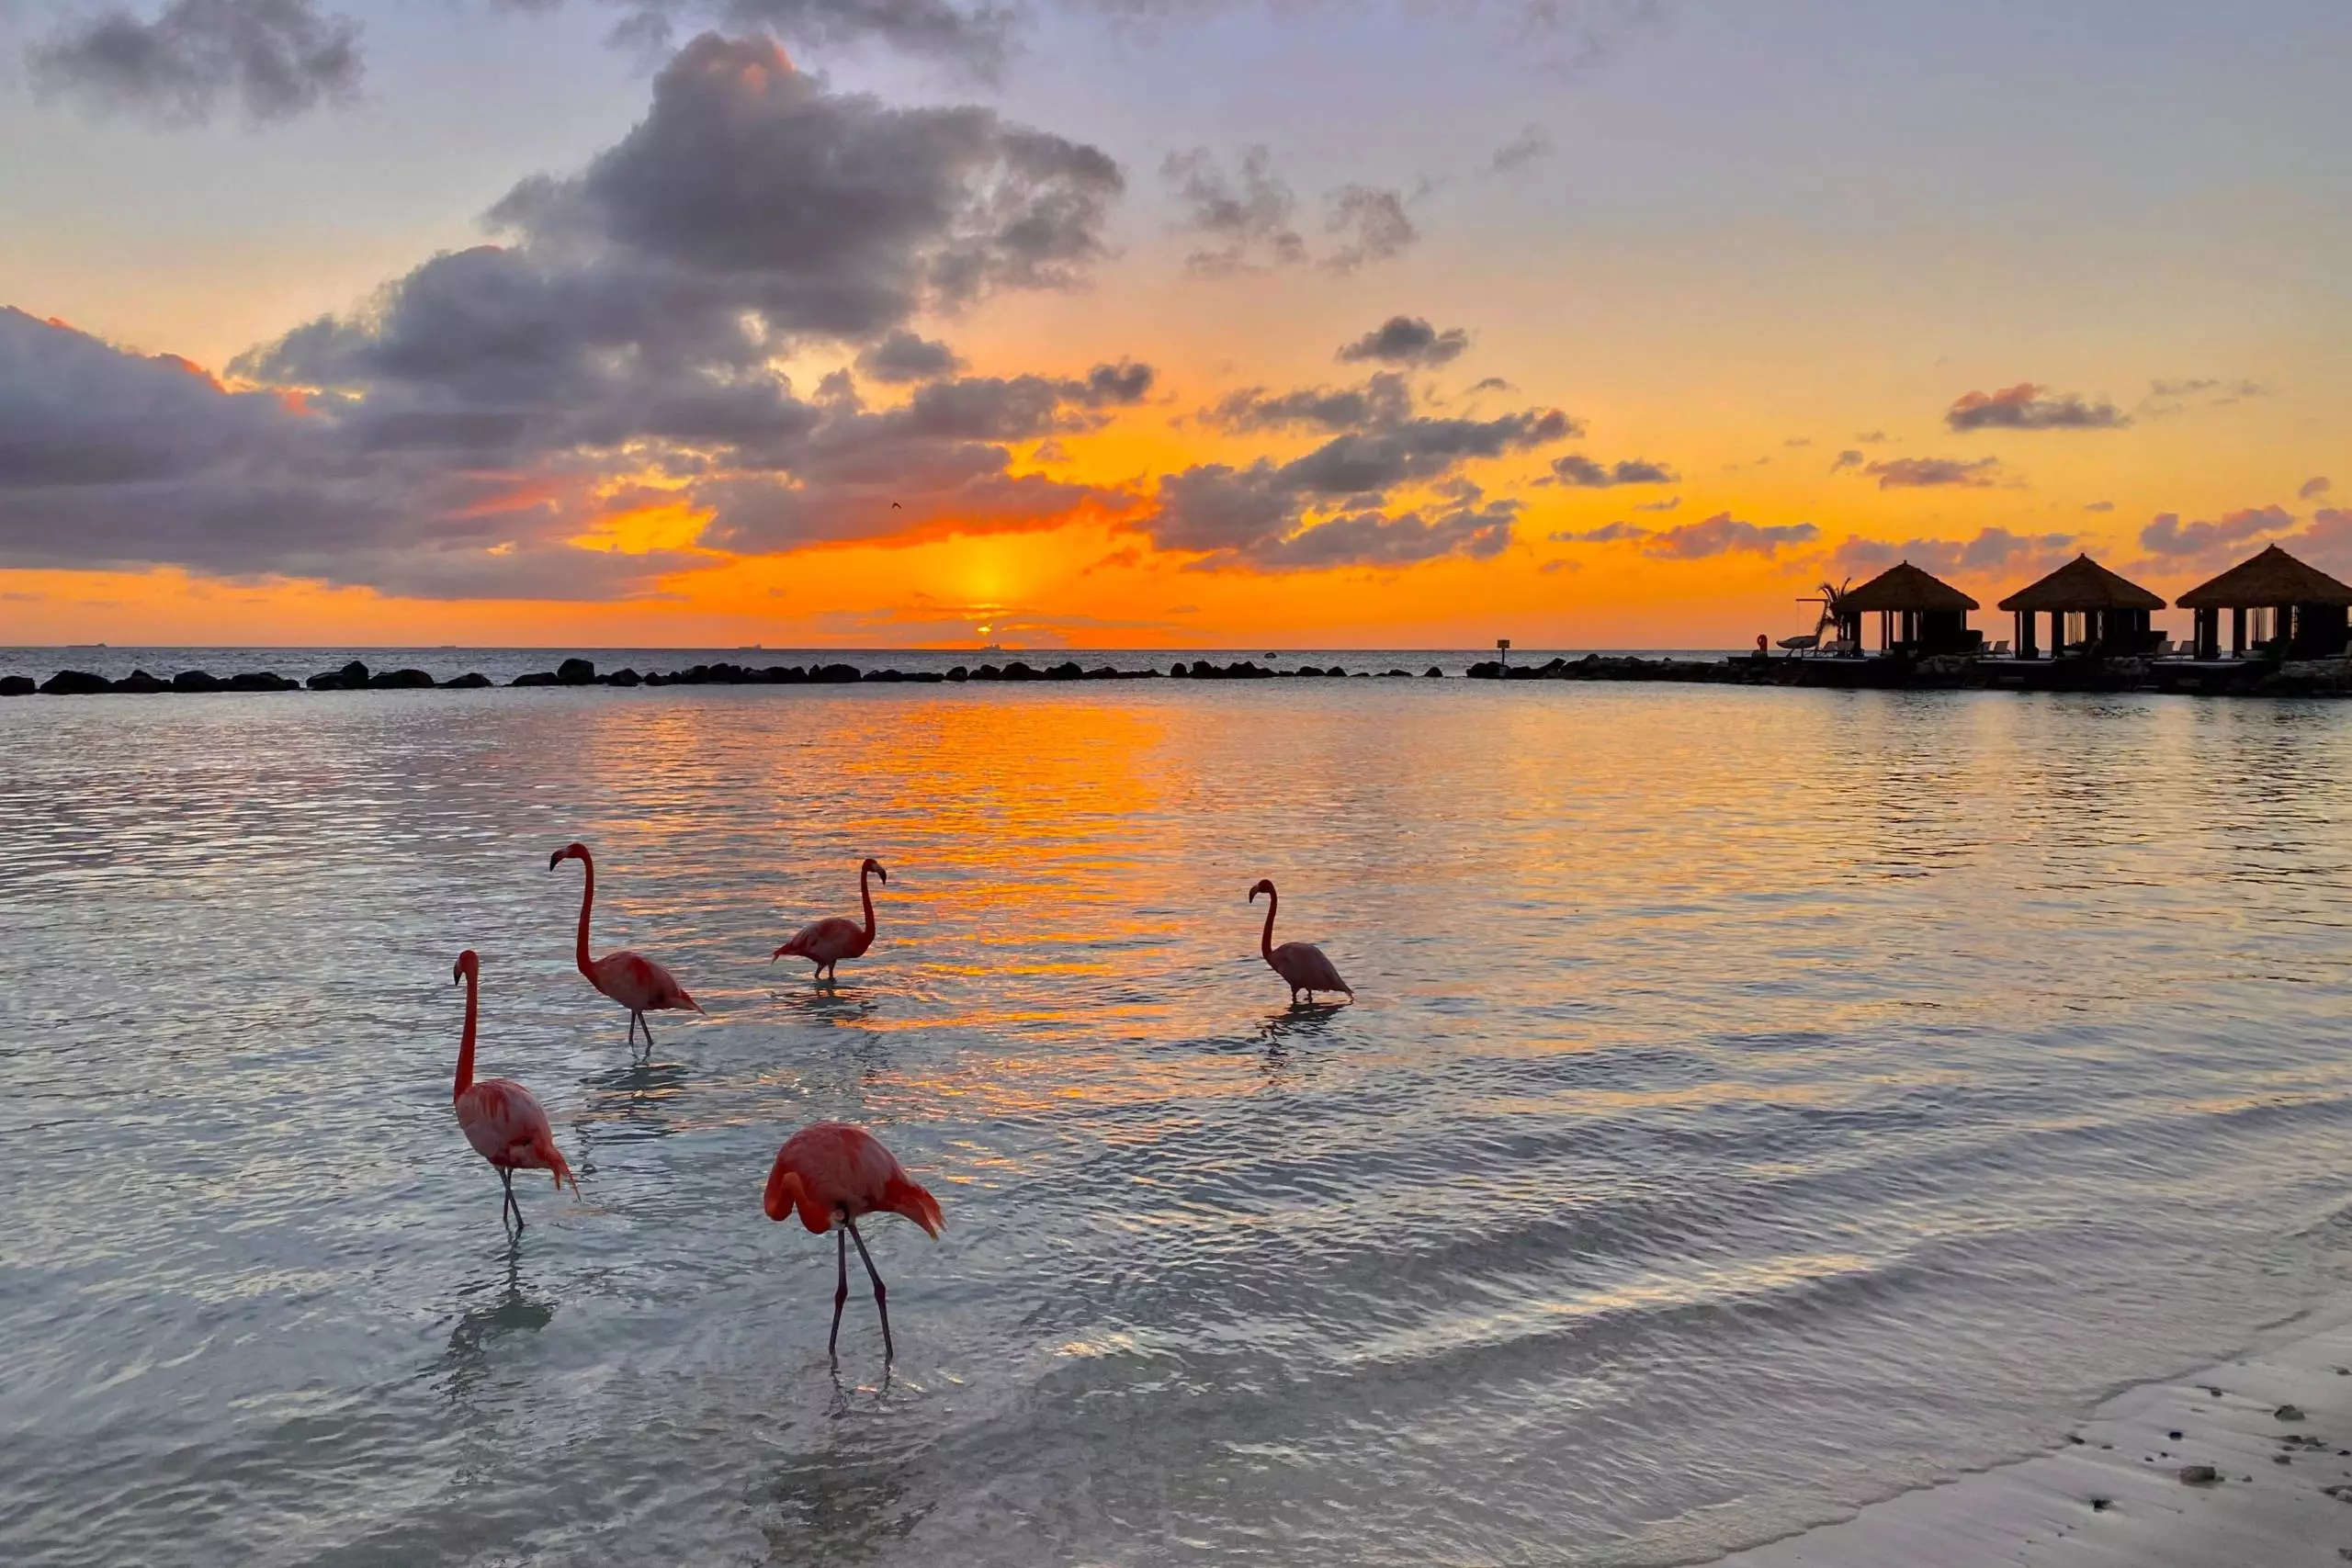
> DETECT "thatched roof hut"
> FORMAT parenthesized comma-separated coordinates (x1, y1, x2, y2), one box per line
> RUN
(1996, 554, 2165, 659)
(2175, 545, 2352, 660)
(1836, 562, 1979, 655)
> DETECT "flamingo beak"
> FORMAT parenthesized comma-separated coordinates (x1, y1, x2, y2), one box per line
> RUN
(547, 850, 563, 870)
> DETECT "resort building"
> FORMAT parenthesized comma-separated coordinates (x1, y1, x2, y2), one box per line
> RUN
(1837, 562, 1980, 656)
(2175, 545, 2352, 660)
(1995, 554, 2165, 660)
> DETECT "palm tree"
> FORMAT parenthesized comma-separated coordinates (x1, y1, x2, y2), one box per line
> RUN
(1802, 578, 1856, 640)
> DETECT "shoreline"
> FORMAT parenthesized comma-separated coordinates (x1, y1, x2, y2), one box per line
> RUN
(8, 650, 2352, 698)
(1707, 1305, 2352, 1566)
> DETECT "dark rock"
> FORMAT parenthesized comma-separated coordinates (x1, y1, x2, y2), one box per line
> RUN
(338, 660, 369, 686)
(512, 671, 560, 687)
(41, 670, 113, 694)
(864, 669, 906, 682)
(116, 670, 169, 694)
(1329, 666, 1350, 677)
(2278, 1404, 2307, 1422)
(306, 671, 345, 690)
(2178, 1464, 2219, 1484)
(2088, 1497, 2110, 1511)
(370, 668, 435, 689)
(441, 672, 492, 689)
(226, 671, 293, 692)
(605, 668, 641, 687)
(1169, 661, 1192, 677)
(910, 671, 944, 682)
(0, 674, 35, 696)
(1086, 665, 1119, 680)
(1046, 660, 1083, 680)
(557, 657, 595, 684)
(1001, 661, 1038, 681)
(1466, 660, 1502, 678)
(814, 663, 860, 683)
(2276, 1453, 2292, 1464)
(172, 670, 222, 693)
(1424, 666, 1444, 677)
(947, 666, 969, 682)
(977, 663, 1003, 679)
(2168, 1431, 2183, 1440)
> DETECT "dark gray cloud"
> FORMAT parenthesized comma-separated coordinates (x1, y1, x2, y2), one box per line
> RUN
(2137, 504, 2292, 558)
(1853, 429, 1888, 444)
(2301, 476, 2332, 501)
(1643, 513, 1816, 559)
(1468, 375, 1516, 394)
(2141, 377, 2267, 417)
(1161, 145, 1306, 277)
(1487, 124, 1553, 175)
(1830, 525, 2075, 579)
(1548, 453, 1677, 487)
(1946, 382, 2128, 432)
(1322, 184, 1418, 274)
(4, 41, 1156, 594)
(856, 330, 967, 384)
(1160, 148, 1419, 277)
(1863, 455, 2002, 489)
(1143, 369, 1574, 568)
(2084, 500, 2114, 512)
(1549, 521, 1647, 543)
(28, 0, 362, 124)
(1633, 495, 1679, 512)
(1829, 448, 1863, 473)
(1338, 316, 1468, 367)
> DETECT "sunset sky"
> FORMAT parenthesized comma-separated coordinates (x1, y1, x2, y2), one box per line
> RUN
(2, 0, 2346, 649)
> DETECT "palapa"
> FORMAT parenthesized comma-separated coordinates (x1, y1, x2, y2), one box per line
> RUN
(2176, 545, 2352, 609)
(1841, 561, 1979, 614)
(1998, 554, 2164, 614)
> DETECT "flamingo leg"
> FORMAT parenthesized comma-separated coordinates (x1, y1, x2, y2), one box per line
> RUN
(846, 1217, 894, 1360)
(828, 1225, 850, 1362)
(639, 1013, 655, 1049)
(500, 1168, 524, 1233)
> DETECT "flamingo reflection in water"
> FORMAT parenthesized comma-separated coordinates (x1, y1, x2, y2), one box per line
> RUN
(763, 1122, 944, 1363)
(450, 950, 577, 1234)
(773, 858, 888, 982)
(1249, 878, 1354, 1006)
(548, 841, 702, 1047)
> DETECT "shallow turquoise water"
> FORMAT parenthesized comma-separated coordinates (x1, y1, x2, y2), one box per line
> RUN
(6, 681, 2352, 1565)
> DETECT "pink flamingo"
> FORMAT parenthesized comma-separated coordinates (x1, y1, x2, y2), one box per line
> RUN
(1250, 878, 1354, 1005)
(451, 950, 577, 1233)
(763, 1122, 944, 1361)
(772, 858, 888, 981)
(548, 841, 702, 1046)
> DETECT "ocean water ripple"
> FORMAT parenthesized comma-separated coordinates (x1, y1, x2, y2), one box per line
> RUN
(6, 680, 2352, 1565)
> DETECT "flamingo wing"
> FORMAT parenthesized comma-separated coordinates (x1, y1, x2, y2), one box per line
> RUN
(1273, 941, 1351, 995)
(596, 950, 701, 1013)
(458, 1079, 578, 1189)
(786, 917, 866, 964)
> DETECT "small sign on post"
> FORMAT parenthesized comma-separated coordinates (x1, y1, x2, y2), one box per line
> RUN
(1497, 637, 1511, 668)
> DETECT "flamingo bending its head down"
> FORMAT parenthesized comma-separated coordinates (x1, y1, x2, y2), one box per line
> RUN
(773, 858, 887, 982)
(548, 841, 702, 1046)
(1250, 878, 1353, 1006)
(763, 1122, 944, 1362)
(451, 950, 576, 1233)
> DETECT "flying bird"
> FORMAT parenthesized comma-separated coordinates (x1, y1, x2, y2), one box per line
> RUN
(1249, 878, 1353, 1006)
(548, 841, 702, 1046)
(773, 857, 888, 981)
(450, 950, 577, 1233)
(763, 1122, 944, 1362)
(889, 501, 903, 510)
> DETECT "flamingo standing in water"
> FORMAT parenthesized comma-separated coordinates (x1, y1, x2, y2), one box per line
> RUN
(773, 858, 887, 981)
(450, 950, 577, 1233)
(763, 1122, 944, 1361)
(1250, 878, 1353, 1005)
(548, 841, 701, 1046)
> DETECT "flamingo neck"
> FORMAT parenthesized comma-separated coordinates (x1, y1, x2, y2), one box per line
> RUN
(859, 865, 876, 942)
(573, 852, 596, 976)
(454, 968, 478, 1100)
(1260, 888, 1277, 959)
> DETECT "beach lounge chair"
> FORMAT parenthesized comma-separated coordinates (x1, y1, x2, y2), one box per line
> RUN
(1985, 639, 2010, 657)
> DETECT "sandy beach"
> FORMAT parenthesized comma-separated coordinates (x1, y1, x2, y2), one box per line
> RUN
(1714, 1309, 2352, 1566)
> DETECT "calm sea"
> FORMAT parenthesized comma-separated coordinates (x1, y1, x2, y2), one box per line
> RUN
(5, 673, 2351, 1566)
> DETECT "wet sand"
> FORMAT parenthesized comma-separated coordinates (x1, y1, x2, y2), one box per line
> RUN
(1713, 1310, 2352, 1566)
